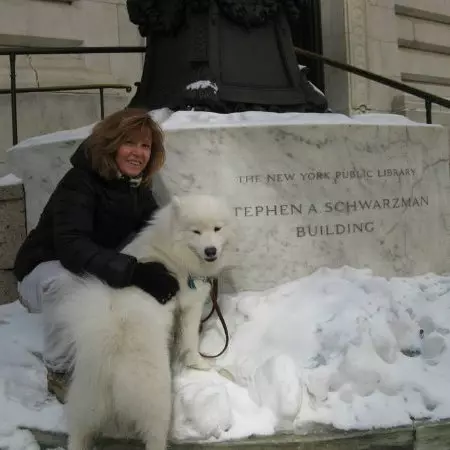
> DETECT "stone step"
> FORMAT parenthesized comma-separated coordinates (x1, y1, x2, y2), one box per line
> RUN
(415, 420, 450, 450)
(22, 424, 414, 450)
(392, 93, 450, 127)
(22, 420, 450, 450)
(404, 82, 450, 100)
(407, 110, 450, 127)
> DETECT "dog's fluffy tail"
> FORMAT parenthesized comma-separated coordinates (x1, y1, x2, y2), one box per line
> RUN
(56, 276, 174, 446)
(55, 276, 173, 382)
(55, 276, 122, 381)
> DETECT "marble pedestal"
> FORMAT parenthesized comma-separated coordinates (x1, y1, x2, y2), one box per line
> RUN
(7, 113, 450, 292)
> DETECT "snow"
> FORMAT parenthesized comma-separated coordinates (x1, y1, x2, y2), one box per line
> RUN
(186, 80, 219, 93)
(0, 174, 22, 186)
(2, 267, 450, 448)
(6, 109, 430, 153)
(161, 111, 353, 130)
(0, 302, 65, 450)
(308, 81, 325, 97)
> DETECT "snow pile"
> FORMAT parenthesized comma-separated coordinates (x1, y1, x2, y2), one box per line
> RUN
(0, 302, 65, 449)
(2, 267, 450, 447)
(174, 267, 450, 440)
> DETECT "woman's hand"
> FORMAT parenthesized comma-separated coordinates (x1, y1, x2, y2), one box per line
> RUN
(131, 261, 180, 304)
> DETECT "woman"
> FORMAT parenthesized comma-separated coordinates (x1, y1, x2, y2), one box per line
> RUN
(14, 108, 179, 402)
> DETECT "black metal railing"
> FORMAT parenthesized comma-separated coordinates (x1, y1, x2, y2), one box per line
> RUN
(2, 45, 450, 147)
(294, 47, 450, 124)
(0, 46, 145, 145)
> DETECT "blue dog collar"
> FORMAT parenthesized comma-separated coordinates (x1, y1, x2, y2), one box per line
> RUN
(188, 275, 196, 289)
(187, 275, 210, 290)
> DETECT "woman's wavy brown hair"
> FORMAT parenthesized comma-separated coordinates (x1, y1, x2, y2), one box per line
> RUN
(84, 108, 165, 186)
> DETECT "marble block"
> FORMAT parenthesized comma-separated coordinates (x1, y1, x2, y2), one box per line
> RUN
(155, 123, 450, 291)
(7, 140, 82, 232)
(6, 114, 450, 291)
(0, 175, 26, 270)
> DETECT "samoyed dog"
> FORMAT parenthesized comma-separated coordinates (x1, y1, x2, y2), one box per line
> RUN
(57, 194, 235, 450)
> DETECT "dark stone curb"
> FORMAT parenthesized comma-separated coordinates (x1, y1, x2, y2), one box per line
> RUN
(20, 419, 450, 450)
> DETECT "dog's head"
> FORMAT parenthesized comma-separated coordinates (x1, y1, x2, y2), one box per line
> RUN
(169, 194, 235, 276)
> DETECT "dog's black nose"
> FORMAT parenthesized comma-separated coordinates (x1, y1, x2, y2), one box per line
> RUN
(204, 246, 217, 258)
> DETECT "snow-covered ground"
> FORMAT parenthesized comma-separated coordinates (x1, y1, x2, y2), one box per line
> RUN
(2, 267, 450, 449)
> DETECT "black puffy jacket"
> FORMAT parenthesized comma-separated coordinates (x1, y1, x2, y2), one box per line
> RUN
(14, 143, 158, 287)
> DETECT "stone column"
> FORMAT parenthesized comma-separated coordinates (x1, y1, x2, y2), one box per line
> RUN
(321, 0, 401, 114)
(0, 175, 26, 304)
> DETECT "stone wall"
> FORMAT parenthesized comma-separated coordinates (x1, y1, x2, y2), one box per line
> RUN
(0, 0, 143, 89)
(0, 175, 26, 305)
(0, 0, 143, 172)
(393, 1, 450, 127)
(321, 0, 401, 115)
(321, 0, 450, 125)
(0, 91, 130, 176)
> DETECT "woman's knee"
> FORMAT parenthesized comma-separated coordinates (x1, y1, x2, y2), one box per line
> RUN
(18, 261, 73, 313)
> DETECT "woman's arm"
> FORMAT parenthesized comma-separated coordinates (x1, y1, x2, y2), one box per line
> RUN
(52, 169, 138, 288)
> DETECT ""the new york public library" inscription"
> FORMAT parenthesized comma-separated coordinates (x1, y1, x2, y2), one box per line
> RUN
(236, 168, 417, 184)
(234, 167, 428, 238)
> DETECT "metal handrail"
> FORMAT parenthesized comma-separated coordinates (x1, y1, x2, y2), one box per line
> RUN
(294, 46, 450, 123)
(3, 46, 145, 145)
(0, 46, 145, 56)
(0, 83, 132, 93)
(2, 45, 450, 146)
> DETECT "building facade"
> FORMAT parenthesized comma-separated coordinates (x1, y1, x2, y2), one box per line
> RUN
(0, 0, 143, 169)
(0, 0, 449, 169)
(321, 0, 450, 123)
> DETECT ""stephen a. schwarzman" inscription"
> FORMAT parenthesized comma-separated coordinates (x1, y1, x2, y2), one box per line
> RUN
(237, 168, 416, 184)
(234, 196, 428, 217)
(234, 196, 428, 238)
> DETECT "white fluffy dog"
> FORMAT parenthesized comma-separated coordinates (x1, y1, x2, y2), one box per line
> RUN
(57, 194, 234, 450)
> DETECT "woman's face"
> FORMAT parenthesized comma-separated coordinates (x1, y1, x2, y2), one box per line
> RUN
(115, 131, 152, 177)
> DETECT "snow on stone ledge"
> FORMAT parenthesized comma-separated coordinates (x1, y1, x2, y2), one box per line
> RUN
(0, 173, 23, 186)
(6, 110, 432, 153)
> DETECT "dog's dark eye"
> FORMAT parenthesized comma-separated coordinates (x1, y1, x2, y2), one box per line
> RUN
(214, 227, 222, 232)
(192, 230, 201, 235)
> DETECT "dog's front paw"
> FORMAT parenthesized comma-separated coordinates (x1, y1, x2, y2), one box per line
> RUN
(185, 354, 212, 371)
